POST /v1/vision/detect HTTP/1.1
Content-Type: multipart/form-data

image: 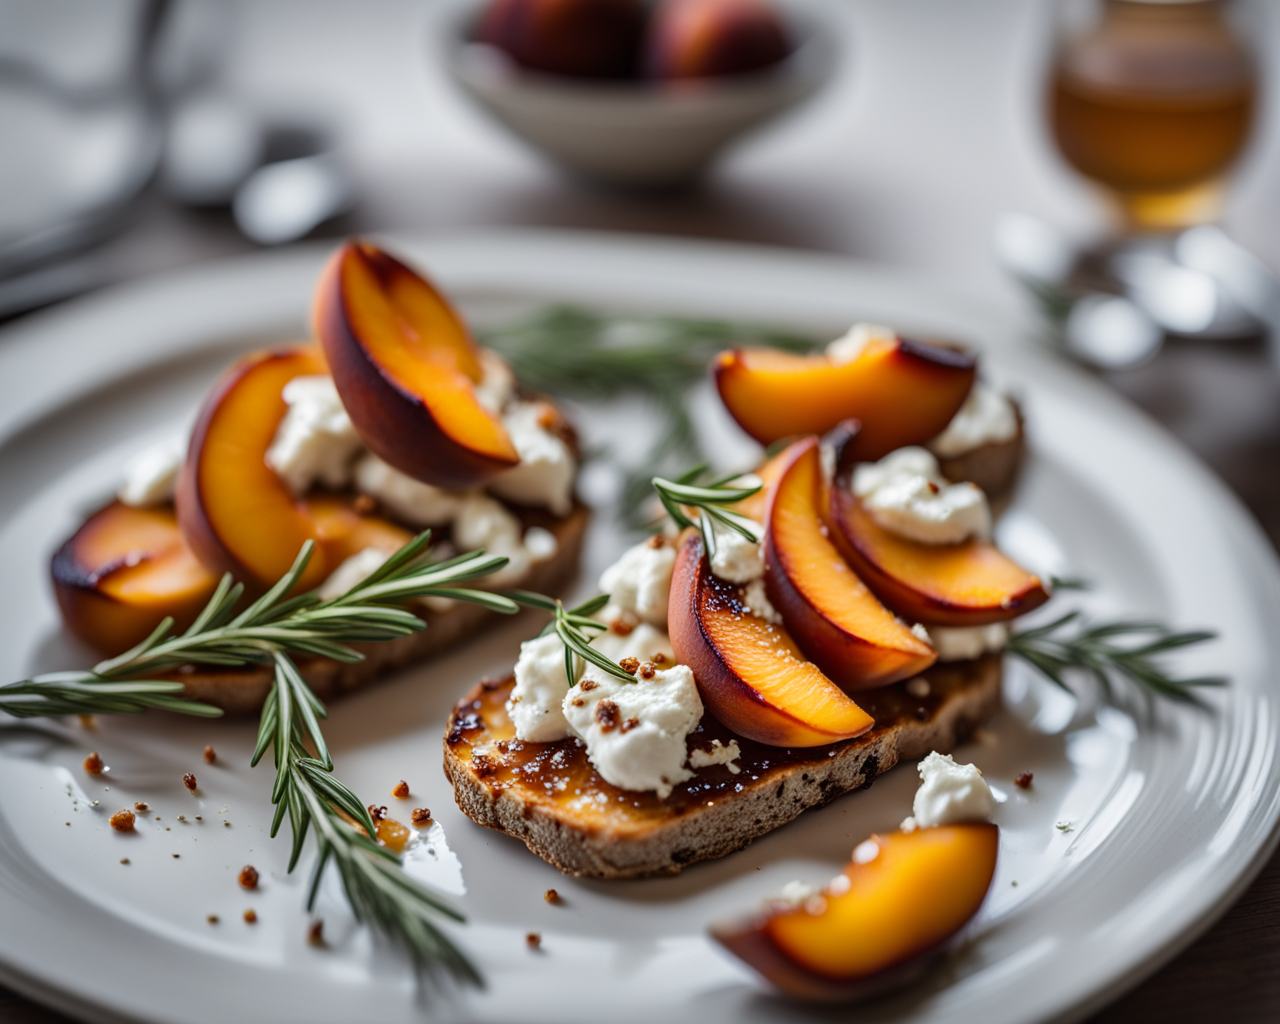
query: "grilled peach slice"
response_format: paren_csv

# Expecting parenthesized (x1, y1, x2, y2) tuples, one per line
(825, 421, 1048, 626)
(714, 824, 998, 1001)
(713, 336, 975, 459)
(669, 530, 873, 748)
(314, 241, 519, 489)
(52, 502, 219, 656)
(763, 437, 935, 689)
(177, 346, 334, 591)
(305, 495, 414, 564)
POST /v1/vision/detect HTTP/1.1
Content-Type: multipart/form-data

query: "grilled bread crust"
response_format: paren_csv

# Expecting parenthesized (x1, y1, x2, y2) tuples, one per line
(443, 654, 1001, 879)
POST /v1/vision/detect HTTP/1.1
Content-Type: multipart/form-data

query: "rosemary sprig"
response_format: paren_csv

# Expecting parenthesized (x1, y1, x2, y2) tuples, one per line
(1007, 611, 1226, 707)
(506, 591, 633, 684)
(0, 533, 517, 719)
(652, 466, 763, 562)
(481, 305, 817, 524)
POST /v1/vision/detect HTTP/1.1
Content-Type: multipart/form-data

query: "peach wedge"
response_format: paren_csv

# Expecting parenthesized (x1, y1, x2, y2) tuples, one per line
(713, 335, 975, 460)
(714, 824, 998, 1001)
(52, 501, 219, 656)
(668, 530, 874, 748)
(825, 421, 1048, 626)
(763, 437, 935, 689)
(314, 241, 519, 489)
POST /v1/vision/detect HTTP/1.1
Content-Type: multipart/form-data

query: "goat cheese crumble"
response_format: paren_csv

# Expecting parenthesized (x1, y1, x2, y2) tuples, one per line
(689, 738, 742, 774)
(826, 322, 895, 367)
(265, 375, 363, 495)
(118, 437, 185, 507)
(599, 537, 676, 628)
(489, 401, 577, 516)
(900, 752, 996, 831)
(853, 446, 991, 545)
(929, 381, 1018, 458)
(924, 622, 1009, 662)
(353, 453, 462, 526)
(709, 524, 765, 584)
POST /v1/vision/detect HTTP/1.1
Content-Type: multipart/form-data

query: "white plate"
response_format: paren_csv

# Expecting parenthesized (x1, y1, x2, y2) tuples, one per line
(1, 230, 1278, 1024)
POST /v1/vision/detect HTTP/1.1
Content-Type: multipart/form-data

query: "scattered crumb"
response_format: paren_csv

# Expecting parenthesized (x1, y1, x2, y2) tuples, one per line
(308, 920, 325, 947)
(223, 821, 231, 828)
(1015, 771, 1034, 789)
(172, 853, 180, 858)
(352, 493, 376, 514)
(1056, 821, 1073, 833)
(638, 662, 656, 680)
(368, 804, 387, 823)
(65, 822, 70, 827)
(609, 619, 634, 636)
(905, 678, 931, 699)
(83, 752, 103, 775)
(646, 535, 665, 549)
(411, 807, 433, 827)
(619, 657, 639, 675)
(652, 652, 666, 665)
(526, 932, 541, 949)
(203, 745, 217, 765)
(239, 865, 259, 890)
(1011, 880, 1018, 887)
(195, 815, 202, 821)
(544, 889, 559, 904)
(120, 858, 130, 865)
(78, 714, 97, 730)
(207, 915, 219, 925)
(244, 909, 257, 924)
(183, 772, 197, 792)
(391, 780, 409, 799)
(109, 809, 135, 832)
(134, 802, 149, 812)
(177, 815, 186, 822)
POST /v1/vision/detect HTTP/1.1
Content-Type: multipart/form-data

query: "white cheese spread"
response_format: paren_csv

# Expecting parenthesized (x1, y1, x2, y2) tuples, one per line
(926, 622, 1009, 662)
(741, 578, 782, 624)
(489, 401, 576, 515)
(452, 492, 529, 587)
(118, 437, 185, 507)
(265, 375, 363, 495)
(509, 631, 578, 743)
(563, 660, 702, 799)
(523, 526, 558, 562)
(353, 453, 463, 527)
(689, 738, 741, 774)
(826, 322, 895, 367)
(901, 752, 996, 832)
(473, 348, 516, 414)
(317, 546, 392, 601)
(929, 381, 1018, 458)
(599, 537, 676, 628)
(853, 446, 991, 545)
(709, 525, 765, 584)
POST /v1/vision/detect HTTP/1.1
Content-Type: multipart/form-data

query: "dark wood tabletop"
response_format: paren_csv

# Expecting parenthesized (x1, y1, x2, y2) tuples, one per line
(4, 1, 1280, 1020)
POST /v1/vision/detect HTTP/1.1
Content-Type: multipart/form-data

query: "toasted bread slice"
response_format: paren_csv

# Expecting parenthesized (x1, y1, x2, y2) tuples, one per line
(170, 503, 589, 714)
(443, 653, 1001, 879)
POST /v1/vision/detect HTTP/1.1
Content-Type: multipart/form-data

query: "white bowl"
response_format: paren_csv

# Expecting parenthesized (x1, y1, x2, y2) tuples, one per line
(445, 7, 836, 189)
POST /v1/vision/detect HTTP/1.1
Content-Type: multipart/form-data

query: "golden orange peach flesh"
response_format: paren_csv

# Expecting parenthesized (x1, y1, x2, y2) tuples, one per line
(668, 530, 874, 748)
(51, 501, 219, 656)
(768, 825, 998, 981)
(315, 241, 519, 488)
(177, 346, 332, 591)
(713, 336, 975, 459)
(712, 824, 998, 1000)
(763, 438, 936, 689)
(824, 419, 1049, 626)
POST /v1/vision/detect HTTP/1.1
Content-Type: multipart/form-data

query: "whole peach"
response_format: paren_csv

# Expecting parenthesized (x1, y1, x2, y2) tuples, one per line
(477, 0, 647, 79)
(644, 0, 790, 80)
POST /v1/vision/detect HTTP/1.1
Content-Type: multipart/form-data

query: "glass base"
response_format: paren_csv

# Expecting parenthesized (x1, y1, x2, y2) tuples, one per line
(1109, 180, 1225, 233)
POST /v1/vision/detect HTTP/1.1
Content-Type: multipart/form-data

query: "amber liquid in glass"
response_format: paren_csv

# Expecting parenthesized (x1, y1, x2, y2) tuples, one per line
(1050, 0, 1256, 230)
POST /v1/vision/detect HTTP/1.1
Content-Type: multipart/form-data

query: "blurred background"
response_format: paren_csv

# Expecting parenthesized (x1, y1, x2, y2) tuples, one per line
(3, 1, 1280, 1020)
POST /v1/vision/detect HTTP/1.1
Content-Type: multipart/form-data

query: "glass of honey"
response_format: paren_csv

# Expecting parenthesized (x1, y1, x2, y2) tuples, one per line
(1049, 0, 1258, 232)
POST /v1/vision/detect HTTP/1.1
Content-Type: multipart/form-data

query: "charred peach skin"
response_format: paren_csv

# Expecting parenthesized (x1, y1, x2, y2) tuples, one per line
(178, 346, 334, 591)
(714, 824, 998, 1001)
(713, 336, 975, 460)
(825, 420, 1049, 626)
(763, 438, 935, 690)
(669, 530, 873, 747)
(315, 241, 519, 489)
(52, 502, 219, 656)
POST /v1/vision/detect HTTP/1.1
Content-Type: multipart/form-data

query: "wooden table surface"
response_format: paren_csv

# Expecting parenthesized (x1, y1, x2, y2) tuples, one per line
(4, 1, 1280, 1019)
